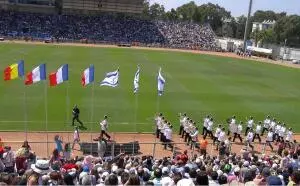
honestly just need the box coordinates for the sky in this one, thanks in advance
[149,0,300,17]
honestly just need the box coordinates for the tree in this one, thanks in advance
[165,8,179,21]
[148,3,166,19]
[176,1,197,21]
[235,16,247,39]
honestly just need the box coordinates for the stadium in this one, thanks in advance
[0,0,300,185]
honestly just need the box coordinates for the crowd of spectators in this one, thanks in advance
[0,137,300,185]
[0,10,217,50]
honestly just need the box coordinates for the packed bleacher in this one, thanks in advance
[0,10,217,50]
[1,137,300,185]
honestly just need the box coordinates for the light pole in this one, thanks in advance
[243,0,253,51]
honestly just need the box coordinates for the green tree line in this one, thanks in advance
[142,1,300,47]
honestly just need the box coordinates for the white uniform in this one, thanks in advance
[279,126,286,137]
[230,119,236,132]
[164,127,172,140]
[156,116,162,128]
[255,125,262,134]
[203,117,209,128]
[270,121,276,130]
[218,131,226,142]
[266,131,273,142]
[207,121,213,131]
[180,116,187,127]
[161,123,168,134]
[285,130,293,141]
[247,132,254,142]
[100,119,108,131]
[237,124,243,134]
[214,127,221,138]
[275,125,281,134]
[231,124,237,133]
[247,120,254,128]
[190,130,199,141]
[264,119,271,129]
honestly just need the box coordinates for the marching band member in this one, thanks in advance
[279,123,286,142]
[246,128,254,151]
[213,124,222,145]
[285,127,293,149]
[181,117,189,138]
[270,118,276,132]
[202,115,210,136]
[216,127,226,150]
[160,120,168,142]
[274,122,282,142]
[245,116,254,136]
[164,124,173,150]
[184,119,193,142]
[190,127,199,149]
[179,113,187,136]
[252,121,262,143]
[228,115,236,136]
[266,129,274,152]
[262,115,271,136]
[155,113,163,139]
[205,118,214,139]
[100,115,111,140]
[233,122,243,143]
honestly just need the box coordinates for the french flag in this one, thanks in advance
[25,64,46,85]
[49,64,69,86]
[82,65,94,86]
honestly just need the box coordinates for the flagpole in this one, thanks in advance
[44,80,49,157]
[134,93,139,133]
[66,81,70,142]
[23,77,28,141]
[90,82,95,154]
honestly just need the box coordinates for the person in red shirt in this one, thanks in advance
[177,150,188,164]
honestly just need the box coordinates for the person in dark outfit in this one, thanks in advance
[72,105,83,126]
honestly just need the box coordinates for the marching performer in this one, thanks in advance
[190,127,199,149]
[252,121,262,143]
[179,113,187,135]
[228,115,236,136]
[274,122,282,142]
[262,116,271,136]
[186,121,195,145]
[245,116,254,136]
[279,123,286,142]
[204,118,214,139]
[233,122,243,143]
[285,127,293,149]
[213,124,222,145]
[160,119,168,142]
[164,124,173,150]
[100,115,111,140]
[202,115,210,136]
[265,129,274,151]
[246,128,254,151]
[270,118,276,132]
[216,127,226,150]
[181,117,189,138]
[155,113,163,139]
[72,105,84,127]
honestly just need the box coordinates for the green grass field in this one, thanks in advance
[0,43,300,132]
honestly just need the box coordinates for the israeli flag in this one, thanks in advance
[133,66,140,93]
[100,69,119,87]
[157,67,165,96]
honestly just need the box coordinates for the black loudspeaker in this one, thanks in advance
[81,141,139,157]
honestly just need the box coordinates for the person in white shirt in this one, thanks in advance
[160,120,168,143]
[266,130,274,151]
[202,115,210,136]
[72,126,80,150]
[181,117,189,138]
[233,122,243,143]
[228,115,236,136]
[270,118,276,131]
[285,127,293,148]
[179,113,187,136]
[279,123,286,142]
[262,115,271,136]
[204,118,214,139]
[246,129,254,151]
[213,124,221,145]
[184,119,193,143]
[252,121,262,143]
[164,125,173,150]
[274,122,282,142]
[155,113,163,139]
[190,127,199,149]
[100,115,111,140]
[216,127,226,150]
[245,116,254,136]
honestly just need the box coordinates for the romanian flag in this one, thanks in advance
[4,60,25,81]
